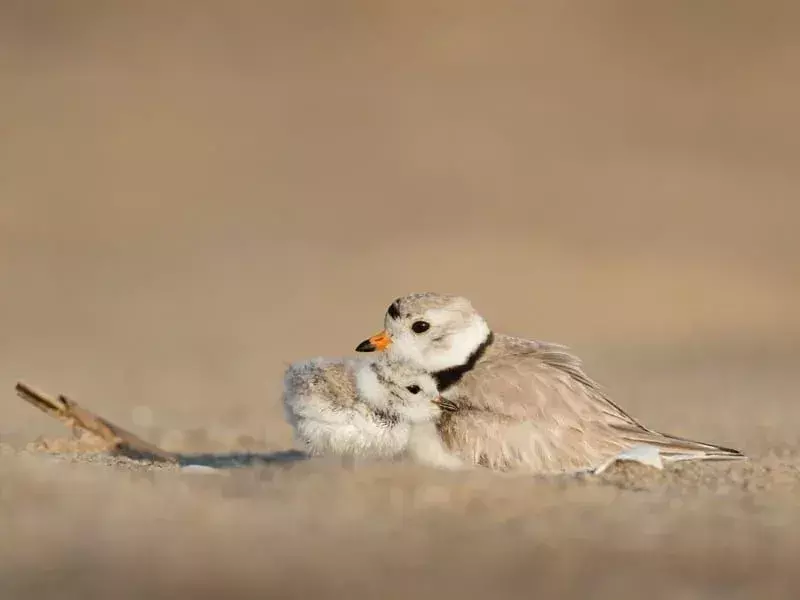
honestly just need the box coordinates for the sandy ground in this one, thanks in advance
[2,1,800,598]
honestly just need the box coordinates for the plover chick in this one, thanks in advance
[282,354,463,470]
[355,292,745,474]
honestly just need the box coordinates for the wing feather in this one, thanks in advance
[439,339,743,472]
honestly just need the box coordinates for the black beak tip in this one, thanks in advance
[355,340,376,352]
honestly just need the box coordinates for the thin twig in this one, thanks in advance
[14,381,178,463]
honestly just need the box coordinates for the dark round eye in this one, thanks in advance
[405,385,421,394]
[411,320,430,334]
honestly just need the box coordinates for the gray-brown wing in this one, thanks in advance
[441,342,743,472]
[441,346,636,472]
[523,342,744,460]
[458,341,644,429]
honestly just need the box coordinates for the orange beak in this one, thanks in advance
[355,330,392,352]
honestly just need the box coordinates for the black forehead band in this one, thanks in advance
[387,301,401,320]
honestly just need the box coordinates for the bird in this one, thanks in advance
[354,292,746,474]
[282,353,463,470]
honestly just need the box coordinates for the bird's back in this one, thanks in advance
[438,334,744,473]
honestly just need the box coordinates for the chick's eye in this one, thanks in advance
[405,385,421,394]
[411,320,430,334]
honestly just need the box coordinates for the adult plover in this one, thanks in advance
[355,292,745,474]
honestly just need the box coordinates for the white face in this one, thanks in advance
[383,308,490,373]
[355,358,442,424]
[355,294,491,373]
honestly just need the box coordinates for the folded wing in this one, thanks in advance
[440,340,744,473]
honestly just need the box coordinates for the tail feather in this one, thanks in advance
[617,425,746,462]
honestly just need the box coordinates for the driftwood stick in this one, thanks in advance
[15,382,178,463]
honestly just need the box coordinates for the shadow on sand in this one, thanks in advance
[174,449,310,469]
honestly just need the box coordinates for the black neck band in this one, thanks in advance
[432,332,494,392]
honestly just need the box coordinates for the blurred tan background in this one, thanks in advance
[3,0,800,453]
[2,0,800,450]
[3,1,800,598]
